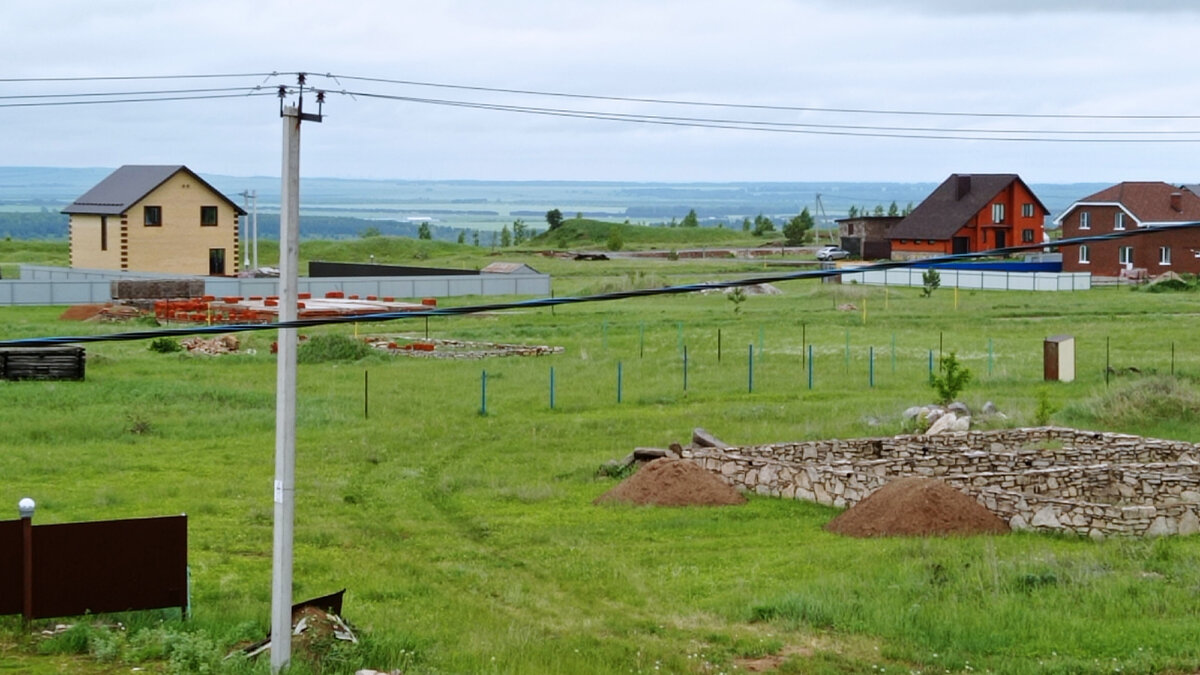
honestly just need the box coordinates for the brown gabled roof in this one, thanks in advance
[889,174,1044,240]
[62,165,247,216]
[1057,182,1200,225]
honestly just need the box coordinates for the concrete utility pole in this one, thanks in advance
[240,190,259,271]
[271,75,322,674]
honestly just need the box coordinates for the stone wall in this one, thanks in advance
[681,427,1200,538]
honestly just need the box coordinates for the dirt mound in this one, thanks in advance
[825,476,1009,537]
[594,458,746,506]
[59,304,109,321]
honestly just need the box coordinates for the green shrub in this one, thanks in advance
[297,334,375,363]
[148,337,182,353]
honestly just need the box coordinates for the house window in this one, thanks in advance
[200,206,218,227]
[1114,212,1125,230]
[144,205,162,227]
[846,223,855,235]
[1079,245,1090,263]
[1022,203,1034,218]
[100,215,107,251]
[1022,229,1034,243]
[992,203,1005,223]
[1119,246,1133,265]
[1160,246,1172,265]
[1079,211,1090,230]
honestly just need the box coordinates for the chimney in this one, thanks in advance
[1171,192,1183,212]
[955,175,971,200]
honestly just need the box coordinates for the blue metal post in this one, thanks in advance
[549,366,556,410]
[748,344,754,393]
[480,370,487,416]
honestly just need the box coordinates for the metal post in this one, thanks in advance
[549,367,555,409]
[869,346,875,388]
[481,370,488,415]
[639,322,644,358]
[617,362,623,403]
[807,344,813,390]
[717,328,722,363]
[19,498,34,625]
[748,344,754,393]
[683,345,689,391]
[363,370,369,420]
[271,104,302,674]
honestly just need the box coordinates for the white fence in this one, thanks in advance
[839,267,1091,292]
[0,266,551,306]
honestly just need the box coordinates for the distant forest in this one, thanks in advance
[0,211,471,242]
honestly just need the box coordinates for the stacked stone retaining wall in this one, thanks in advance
[681,427,1200,538]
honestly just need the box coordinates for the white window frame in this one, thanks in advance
[1114,212,1125,231]
[1079,244,1090,264]
[1160,246,1172,266]
[992,203,1005,224]
[1119,246,1133,265]
[1079,211,1090,230]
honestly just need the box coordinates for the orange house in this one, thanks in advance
[888,174,1048,260]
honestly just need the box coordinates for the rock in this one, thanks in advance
[692,428,729,448]
[1178,510,1200,536]
[1009,514,1029,531]
[947,401,971,416]
[1147,516,1176,537]
[982,401,998,415]
[1031,506,1061,529]
[1180,490,1200,503]
[902,406,922,420]
[926,412,957,435]
[949,415,971,432]
[924,408,944,425]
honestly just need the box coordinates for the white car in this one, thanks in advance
[816,246,850,261]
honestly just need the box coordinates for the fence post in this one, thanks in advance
[748,344,754,393]
[683,345,689,391]
[928,350,934,379]
[363,370,369,420]
[550,366,556,410]
[807,344,813,390]
[19,498,35,624]
[617,361,623,403]
[480,370,487,416]
[639,322,644,358]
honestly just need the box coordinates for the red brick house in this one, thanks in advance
[1057,182,1200,278]
[888,174,1048,260]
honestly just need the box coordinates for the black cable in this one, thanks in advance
[0,72,293,83]
[0,86,272,101]
[319,72,1200,121]
[1,224,1193,348]
[0,90,280,109]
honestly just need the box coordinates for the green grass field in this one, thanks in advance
[3,239,1200,674]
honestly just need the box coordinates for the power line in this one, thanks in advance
[319,72,1200,122]
[338,89,1200,143]
[0,72,293,83]
[1,224,1193,349]
[0,90,280,109]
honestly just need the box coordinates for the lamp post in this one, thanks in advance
[18,498,34,624]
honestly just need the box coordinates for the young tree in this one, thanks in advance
[742,217,752,232]
[752,213,775,237]
[456,230,466,245]
[417,222,432,240]
[500,224,512,247]
[512,219,527,245]
[606,226,624,251]
[783,207,815,245]
[472,230,480,247]
[873,204,886,217]
[888,201,900,217]
[545,208,564,230]
[681,209,700,228]
[847,205,858,218]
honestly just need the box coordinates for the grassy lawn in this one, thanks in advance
[2,240,1200,673]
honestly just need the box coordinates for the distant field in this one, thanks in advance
[3,239,1200,673]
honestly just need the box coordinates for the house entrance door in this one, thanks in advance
[994,230,1007,250]
[952,237,970,255]
[208,248,226,275]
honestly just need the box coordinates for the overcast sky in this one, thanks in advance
[5,0,1200,184]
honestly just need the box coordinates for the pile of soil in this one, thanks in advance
[825,476,1010,537]
[58,304,109,321]
[594,458,746,506]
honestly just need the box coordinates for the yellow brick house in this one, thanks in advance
[64,165,246,275]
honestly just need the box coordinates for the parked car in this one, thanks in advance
[816,246,850,261]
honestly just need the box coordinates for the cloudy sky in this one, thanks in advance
[5,0,1200,184]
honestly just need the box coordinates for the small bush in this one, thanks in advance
[148,337,182,353]
[297,334,375,363]
[1034,388,1058,425]
[921,268,941,297]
